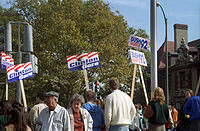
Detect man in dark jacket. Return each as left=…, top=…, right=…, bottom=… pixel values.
left=183, top=89, right=200, bottom=131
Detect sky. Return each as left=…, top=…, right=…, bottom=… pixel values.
left=104, top=0, right=200, bottom=49
left=1, top=0, right=200, bottom=49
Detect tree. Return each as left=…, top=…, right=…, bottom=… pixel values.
left=4, top=0, right=151, bottom=107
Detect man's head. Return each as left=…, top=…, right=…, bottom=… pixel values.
left=85, top=90, right=95, bottom=102
left=168, top=105, right=172, bottom=110
left=45, top=91, right=59, bottom=111
left=109, top=77, right=119, bottom=91
left=36, top=93, right=45, bottom=104
left=185, top=89, right=193, bottom=99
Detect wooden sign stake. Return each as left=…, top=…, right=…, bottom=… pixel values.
left=139, top=65, right=149, bottom=105
left=195, top=76, right=200, bottom=96
left=19, top=80, right=27, bottom=108
left=5, top=75, right=8, bottom=100
left=131, top=64, right=137, bottom=100
left=83, top=69, right=89, bottom=91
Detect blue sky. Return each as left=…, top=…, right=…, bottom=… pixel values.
left=104, top=0, right=200, bottom=49
left=1, top=0, right=200, bottom=49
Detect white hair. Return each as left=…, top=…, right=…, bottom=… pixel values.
left=70, top=94, right=85, bottom=105
left=53, top=96, right=58, bottom=102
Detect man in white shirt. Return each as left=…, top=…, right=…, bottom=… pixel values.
left=36, top=91, right=70, bottom=131
left=29, top=93, right=47, bottom=131
left=104, top=77, right=136, bottom=131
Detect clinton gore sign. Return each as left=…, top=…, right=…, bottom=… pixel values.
left=7, top=62, right=34, bottom=83
left=128, top=35, right=149, bottom=51
left=1, top=52, right=14, bottom=69
left=129, top=49, right=147, bottom=66
left=67, top=52, right=100, bottom=72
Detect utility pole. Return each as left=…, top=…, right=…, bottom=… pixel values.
left=150, top=0, right=157, bottom=98
left=17, top=23, right=22, bottom=103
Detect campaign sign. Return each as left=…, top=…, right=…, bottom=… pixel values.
left=128, top=35, right=149, bottom=51
left=67, top=52, right=100, bottom=72
left=129, top=49, right=147, bottom=66
left=7, top=62, right=34, bottom=83
left=1, top=52, right=14, bottom=69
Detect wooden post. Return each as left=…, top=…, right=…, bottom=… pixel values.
left=131, top=64, right=137, bottom=100
left=83, top=69, right=89, bottom=91
left=5, top=76, right=8, bottom=100
left=138, top=65, right=149, bottom=105
left=19, top=80, right=27, bottom=108
left=195, top=76, right=200, bottom=96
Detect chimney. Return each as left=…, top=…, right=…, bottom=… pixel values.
left=174, top=24, right=188, bottom=52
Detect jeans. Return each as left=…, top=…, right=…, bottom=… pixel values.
left=109, top=125, right=129, bottom=131
left=166, top=129, right=176, bottom=131
left=149, top=123, right=165, bottom=131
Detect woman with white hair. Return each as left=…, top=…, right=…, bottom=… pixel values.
left=67, top=94, right=93, bottom=131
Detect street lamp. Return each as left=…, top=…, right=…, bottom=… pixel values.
left=156, top=2, right=169, bottom=105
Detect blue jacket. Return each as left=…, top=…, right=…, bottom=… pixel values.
left=82, top=102, right=105, bottom=131
left=0, top=115, right=8, bottom=131
left=183, top=93, right=200, bottom=121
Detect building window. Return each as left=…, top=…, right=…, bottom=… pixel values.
left=197, top=69, right=200, bottom=85
left=180, top=71, right=186, bottom=89
left=175, top=72, right=178, bottom=89
left=169, top=74, right=172, bottom=90
left=187, top=70, right=192, bottom=89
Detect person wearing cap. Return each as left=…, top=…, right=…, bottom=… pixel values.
left=29, top=93, right=47, bottom=131
left=67, top=94, right=93, bottom=131
left=36, top=91, right=70, bottom=131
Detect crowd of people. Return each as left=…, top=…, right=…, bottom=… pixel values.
left=0, top=77, right=200, bottom=131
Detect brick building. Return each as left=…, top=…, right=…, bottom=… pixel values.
left=158, top=24, right=200, bottom=110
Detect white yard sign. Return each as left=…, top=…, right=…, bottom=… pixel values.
left=129, top=49, right=147, bottom=67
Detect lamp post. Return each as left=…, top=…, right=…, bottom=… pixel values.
left=156, top=2, right=169, bottom=105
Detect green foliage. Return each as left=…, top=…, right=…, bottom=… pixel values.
left=0, top=0, right=150, bottom=107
